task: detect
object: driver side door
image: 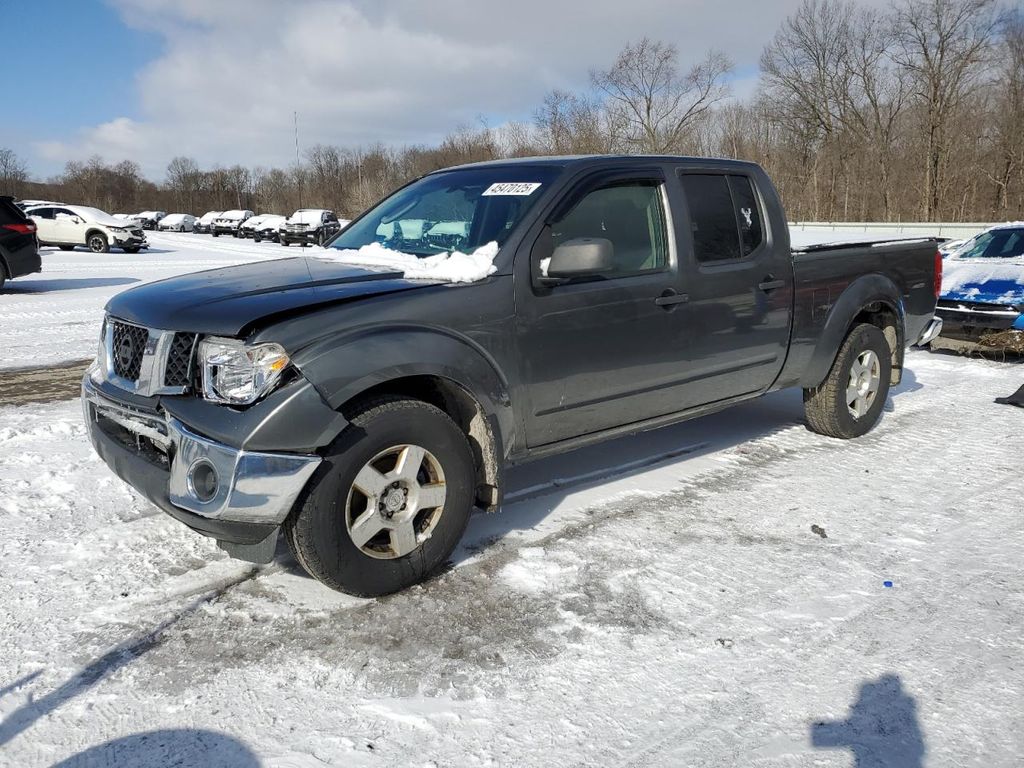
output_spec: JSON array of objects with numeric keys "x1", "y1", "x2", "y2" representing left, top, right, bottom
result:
[{"x1": 52, "y1": 208, "x2": 86, "y2": 244}]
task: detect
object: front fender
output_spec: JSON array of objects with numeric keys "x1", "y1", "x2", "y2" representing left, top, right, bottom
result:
[
  {"x1": 799, "y1": 273, "x2": 906, "y2": 389},
  {"x1": 291, "y1": 324, "x2": 515, "y2": 453}
]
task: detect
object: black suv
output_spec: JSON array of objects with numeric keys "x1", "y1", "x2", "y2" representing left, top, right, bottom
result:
[
  {"x1": 0, "y1": 196, "x2": 41, "y2": 289},
  {"x1": 279, "y1": 209, "x2": 343, "y2": 246}
]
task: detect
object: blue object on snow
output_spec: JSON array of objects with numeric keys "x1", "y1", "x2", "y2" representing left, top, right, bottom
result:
[{"x1": 883, "y1": 580, "x2": 893, "y2": 588}]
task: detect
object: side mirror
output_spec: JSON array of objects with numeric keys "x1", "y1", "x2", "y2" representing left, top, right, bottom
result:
[{"x1": 544, "y1": 237, "x2": 614, "y2": 281}]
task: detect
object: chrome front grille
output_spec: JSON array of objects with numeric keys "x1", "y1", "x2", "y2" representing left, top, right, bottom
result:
[{"x1": 102, "y1": 318, "x2": 196, "y2": 396}]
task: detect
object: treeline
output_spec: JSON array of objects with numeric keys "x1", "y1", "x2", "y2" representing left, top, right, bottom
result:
[{"x1": 3, "y1": 0, "x2": 1021, "y2": 223}]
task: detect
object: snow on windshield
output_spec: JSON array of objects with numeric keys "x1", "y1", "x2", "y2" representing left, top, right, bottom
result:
[{"x1": 318, "y1": 241, "x2": 499, "y2": 283}]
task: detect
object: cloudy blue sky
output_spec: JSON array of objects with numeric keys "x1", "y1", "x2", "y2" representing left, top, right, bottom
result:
[{"x1": 5, "y1": 0, "x2": 873, "y2": 181}]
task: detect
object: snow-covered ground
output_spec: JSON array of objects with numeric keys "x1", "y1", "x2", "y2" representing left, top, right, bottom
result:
[
  {"x1": 0, "y1": 350, "x2": 1021, "y2": 766},
  {"x1": 0, "y1": 226, "x2": 959, "y2": 372},
  {"x1": 1, "y1": 226, "x2": 1021, "y2": 766}
]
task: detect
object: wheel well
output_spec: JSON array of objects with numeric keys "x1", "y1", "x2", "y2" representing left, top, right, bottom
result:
[
  {"x1": 850, "y1": 302, "x2": 902, "y2": 384},
  {"x1": 340, "y1": 375, "x2": 502, "y2": 510},
  {"x1": 85, "y1": 228, "x2": 107, "y2": 242}
]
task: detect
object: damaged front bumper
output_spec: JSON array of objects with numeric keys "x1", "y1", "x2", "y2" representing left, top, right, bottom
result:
[{"x1": 82, "y1": 374, "x2": 321, "y2": 562}]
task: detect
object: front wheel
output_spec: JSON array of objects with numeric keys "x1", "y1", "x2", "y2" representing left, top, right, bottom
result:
[
  {"x1": 87, "y1": 233, "x2": 109, "y2": 253},
  {"x1": 285, "y1": 397, "x2": 476, "y2": 597},
  {"x1": 212, "y1": 230, "x2": 219, "y2": 237},
  {"x1": 253, "y1": 234, "x2": 262, "y2": 242},
  {"x1": 803, "y1": 323, "x2": 892, "y2": 439}
]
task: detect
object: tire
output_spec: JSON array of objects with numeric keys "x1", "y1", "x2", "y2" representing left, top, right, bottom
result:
[
  {"x1": 285, "y1": 396, "x2": 476, "y2": 597},
  {"x1": 212, "y1": 230, "x2": 219, "y2": 238},
  {"x1": 254, "y1": 234, "x2": 262, "y2": 243},
  {"x1": 87, "y1": 233, "x2": 109, "y2": 254},
  {"x1": 123, "y1": 246, "x2": 141, "y2": 254},
  {"x1": 280, "y1": 239, "x2": 290, "y2": 246},
  {"x1": 0, "y1": 263, "x2": 7, "y2": 291},
  {"x1": 803, "y1": 323, "x2": 892, "y2": 439},
  {"x1": 58, "y1": 245, "x2": 75, "y2": 251}
]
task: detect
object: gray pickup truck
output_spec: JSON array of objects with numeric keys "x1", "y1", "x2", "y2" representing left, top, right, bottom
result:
[{"x1": 82, "y1": 156, "x2": 942, "y2": 596}]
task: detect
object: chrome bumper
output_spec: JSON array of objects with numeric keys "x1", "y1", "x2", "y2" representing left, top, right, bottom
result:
[
  {"x1": 915, "y1": 316, "x2": 943, "y2": 346},
  {"x1": 82, "y1": 379, "x2": 321, "y2": 527}
]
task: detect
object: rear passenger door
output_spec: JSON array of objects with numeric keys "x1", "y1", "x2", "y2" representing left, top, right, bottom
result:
[{"x1": 674, "y1": 171, "x2": 793, "y2": 407}]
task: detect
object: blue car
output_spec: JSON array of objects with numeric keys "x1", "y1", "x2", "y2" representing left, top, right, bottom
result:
[{"x1": 935, "y1": 223, "x2": 1024, "y2": 344}]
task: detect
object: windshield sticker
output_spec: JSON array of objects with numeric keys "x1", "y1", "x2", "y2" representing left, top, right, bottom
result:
[{"x1": 482, "y1": 182, "x2": 542, "y2": 196}]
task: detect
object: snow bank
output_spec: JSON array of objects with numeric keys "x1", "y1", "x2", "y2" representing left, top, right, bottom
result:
[{"x1": 320, "y1": 241, "x2": 500, "y2": 283}]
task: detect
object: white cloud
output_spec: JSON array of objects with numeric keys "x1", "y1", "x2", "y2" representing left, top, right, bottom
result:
[{"x1": 32, "y1": 0, "x2": 889, "y2": 179}]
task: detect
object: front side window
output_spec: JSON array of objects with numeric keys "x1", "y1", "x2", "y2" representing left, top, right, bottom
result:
[
  {"x1": 331, "y1": 167, "x2": 558, "y2": 257},
  {"x1": 955, "y1": 228, "x2": 1024, "y2": 259},
  {"x1": 545, "y1": 181, "x2": 668, "y2": 277},
  {"x1": 681, "y1": 173, "x2": 764, "y2": 262}
]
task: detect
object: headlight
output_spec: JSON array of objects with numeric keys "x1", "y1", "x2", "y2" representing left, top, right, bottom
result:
[{"x1": 198, "y1": 337, "x2": 289, "y2": 405}]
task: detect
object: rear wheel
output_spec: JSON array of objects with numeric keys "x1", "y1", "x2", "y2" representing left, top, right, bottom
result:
[
  {"x1": 87, "y1": 233, "x2": 109, "y2": 253},
  {"x1": 285, "y1": 397, "x2": 476, "y2": 597},
  {"x1": 803, "y1": 323, "x2": 892, "y2": 439}
]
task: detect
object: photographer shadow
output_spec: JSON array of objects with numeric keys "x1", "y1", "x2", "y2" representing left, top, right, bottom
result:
[{"x1": 812, "y1": 674, "x2": 924, "y2": 767}]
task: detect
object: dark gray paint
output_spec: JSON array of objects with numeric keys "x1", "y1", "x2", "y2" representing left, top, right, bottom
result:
[{"x1": 103, "y1": 155, "x2": 939, "y2": 469}]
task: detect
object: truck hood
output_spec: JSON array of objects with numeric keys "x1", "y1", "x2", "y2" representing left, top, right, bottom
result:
[
  {"x1": 941, "y1": 257, "x2": 1024, "y2": 306},
  {"x1": 105, "y1": 256, "x2": 440, "y2": 335}
]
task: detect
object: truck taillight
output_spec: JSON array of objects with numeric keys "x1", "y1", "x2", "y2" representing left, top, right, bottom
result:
[
  {"x1": 2, "y1": 222, "x2": 36, "y2": 235},
  {"x1": 934, "y1": 250, "x2": 942, "y2": 298}
]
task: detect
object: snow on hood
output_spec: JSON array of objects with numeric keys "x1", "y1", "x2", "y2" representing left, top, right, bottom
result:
[
  {"x1": 318, "y1": 241, "x2": 499, "y2": 283},
  {"x1": 199, "y1": 211, "x2": 222, "y2": 224},
  {"x1": 218, "y1": 210, "x2": 250, "y2": 221},
  {"x1": 257, "y1": 215, "x2": 286, "y2": 228},
  {"x1": 160, "y1": 214, "x2": 191, "y2": 225},
  {"x1": 67, "y1": 206, "x2": 127, "y2": 227},
  {"x1": 941, "y1": 256, "x2": 1024, "y2": 306},
  {"x1": 289, "y1": 209, "x2": 328, "y2": 224}
]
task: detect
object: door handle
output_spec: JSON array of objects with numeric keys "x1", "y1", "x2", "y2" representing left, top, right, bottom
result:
[
  {"x1": 758, "y1": 277, "x2": 785, "y2": 291},
  {"x1": 655, "y1": 289, "x2": 690, "y2": 307}
]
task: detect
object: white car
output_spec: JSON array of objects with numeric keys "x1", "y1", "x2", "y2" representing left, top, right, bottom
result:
[
  {"x1": 157, "y1": 213, "x2": 197, "y2": 232},
  {"x1": 26, "y1": 204, "x2": 148, "y2": 254},
  {"x1": 194, "y1": 211, "x2": 222, "y2": 234},
  {"x1": 212, "y1": 209, "x2": 254, "y2": 237}
]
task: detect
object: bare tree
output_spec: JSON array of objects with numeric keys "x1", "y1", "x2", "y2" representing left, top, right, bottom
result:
[
  {"x1": 165, "y1": 156, "x2": 201, "y2": 212},
  {"x1": 0, "y1": 148, "x2": 29, "y2": 196},
  {"x1": 894, "y1": 0, "x2": 997, "y2": 219},
  {"x1": 591, "y1": 38, "x2": 733, "y2": 154}
]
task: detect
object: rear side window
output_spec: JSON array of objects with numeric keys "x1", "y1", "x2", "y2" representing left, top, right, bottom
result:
[{"x1": 680, "y1": 173, "x2": 764, "y2": 262}]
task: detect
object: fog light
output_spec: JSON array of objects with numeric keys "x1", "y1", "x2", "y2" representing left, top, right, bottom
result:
[{"x1": 188, "y1": 460, "x2": 219, "y2": 503}]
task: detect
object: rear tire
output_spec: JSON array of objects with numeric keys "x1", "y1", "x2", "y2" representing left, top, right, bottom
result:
[
  {"x1": 804, "y1": 323, "x2": 892, "y2": 439},
  {"x1": 87, "y1": 233, "x2": 109, "y2": 254},
  {"x1": 285, "y1": 396, "x2": 476, "y2": 597}
]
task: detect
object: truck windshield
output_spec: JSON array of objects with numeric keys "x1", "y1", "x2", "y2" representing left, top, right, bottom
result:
[{"x1": 329, "y1": 167, "x2": 559, "y2": 257}]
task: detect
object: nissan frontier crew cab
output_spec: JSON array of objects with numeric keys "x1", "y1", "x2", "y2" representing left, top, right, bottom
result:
[{"x1": 82, "y1": 156, "x2": 943, "y2": 597}]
